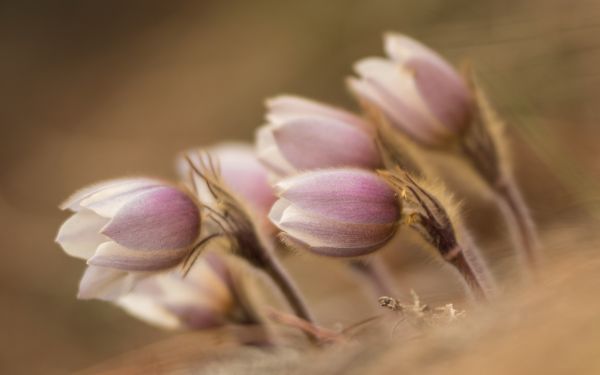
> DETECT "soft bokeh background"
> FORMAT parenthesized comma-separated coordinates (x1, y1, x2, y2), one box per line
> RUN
(2, 0, 599, 373)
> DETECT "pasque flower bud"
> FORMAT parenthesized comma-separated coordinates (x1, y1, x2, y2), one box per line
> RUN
(256, 95, 381, 177)
(349, 33, 473, 146)
(269, 169, 400, 257)
(116, 252, 241, 330)
(56, 178, 201, 299)
(178, 143, 276, 216)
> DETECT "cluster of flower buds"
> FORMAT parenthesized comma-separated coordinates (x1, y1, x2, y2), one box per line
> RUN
(350, 33, 538, 268)
(257, 96, 401, 297)
(56, 31, 536, 345)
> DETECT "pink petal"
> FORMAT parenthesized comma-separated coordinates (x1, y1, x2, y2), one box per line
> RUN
(79, 181, 163, 218)
(164, 305, 223, 329)
(276, 169, 399, 224)
(384, 32, 463, 89)
(279, 231, 389, 258)
(77, 265, 135, 301)
(178, 142, 275, 214)
(272, 118, 381, 171)
(407, 57, 472, 133)
(383, 33, 472, 133)
(88, 241, 188, 271)
(266, 95, 370, 132)
(349, 75, 443, 146)
(117, 294, 181, 329)
(116, 254, 233, 329)
(353, 58, 452, 144)
(384, 33, 440, 64)
(101, 187, 200, 251)
(207, 144, 276, 214)
(56, 209, 109, 259)
(61, 178, 159, 212)
(255, 126, 296, 176)
(270, 199, 396, 255)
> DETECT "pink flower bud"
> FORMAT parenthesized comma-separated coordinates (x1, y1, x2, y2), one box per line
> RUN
(256, 95, 381, 177)
(115, 253, 236, 330)
(269, 169, 400, 257)
(349, 33, 473, 146)
(56, 178, 201, 293)
(178, 143, 276, 215)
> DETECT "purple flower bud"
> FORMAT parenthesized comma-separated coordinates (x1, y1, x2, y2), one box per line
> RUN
(178, 143, 276, 215)
(115, 253, 235, 330)
(256, 96, 381, 177)
(56, 178, 201, 299)
(269, 169, 400, 257)
(349, 33, 473, 146)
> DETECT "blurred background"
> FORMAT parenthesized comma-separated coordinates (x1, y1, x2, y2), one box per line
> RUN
(1, 0, 599, 373)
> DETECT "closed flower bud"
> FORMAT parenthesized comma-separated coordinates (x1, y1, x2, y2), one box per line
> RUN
(256, 95, 381, 177)
(56, 178, 201, 299)
(349, 33, 473, 146)
(116, 253, 237, 330)
(269, 169, 400, 257)
(178, 143, 276, 215)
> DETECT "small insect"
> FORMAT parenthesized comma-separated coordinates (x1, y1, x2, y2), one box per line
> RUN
(379, 296, 403, 312)
(379, 290, 429, 315)
(379, 290, 463, 334)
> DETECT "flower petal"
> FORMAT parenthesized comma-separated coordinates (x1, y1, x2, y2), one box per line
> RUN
(276, 169, 399, 224)
(266, 95, 370, 131)
(80, 181, 163, 218)
(55, 209, 109, 259)
(212, 145, 275, 213)
(77, 265, 136, 301)
(384, 32, 440, 64)
(115, 254, 233, 330)
(407, 57, 471, 133)
(272, 118, 381, 171)
(164, 305, 223, 329)
(279, 231, 388, 258)
(384, 33, 472, 133)
(270, 199, 396, 255)
(353, 58, 452, 144)
(101, 187, 200, 251)
(117, 293, 182, 329)
(61, 178, 159, 212)
(88, 241, 188, 271)
(384, 32, 462, 87)
(255, 125, 296, 176)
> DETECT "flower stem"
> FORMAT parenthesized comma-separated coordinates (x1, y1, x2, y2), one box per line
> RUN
(228, 324, 273, 347)
(256, 240, 317, 342)
(445, 241, 496, 301)
(494, 175, 539, 270)
(262, 254, 316, 324)
(349, 257, 398, 298)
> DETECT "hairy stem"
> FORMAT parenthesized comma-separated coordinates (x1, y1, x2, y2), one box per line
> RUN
(445, 241, 496, 301)
(494, 175, 539, 269)
(228, 324, 273, 347)
(349, 257, 398, 298)
(266, 308, 343, 344)
(263, 255, 316, 324)
(256, 240, 317, 342)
